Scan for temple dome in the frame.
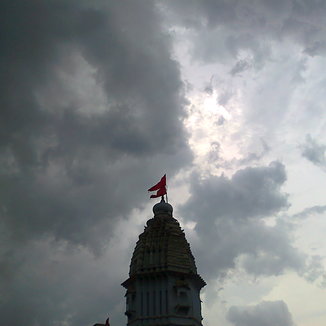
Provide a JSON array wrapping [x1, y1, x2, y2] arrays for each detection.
[[153, 198, 173, 216], [128, 202, 198, 277]]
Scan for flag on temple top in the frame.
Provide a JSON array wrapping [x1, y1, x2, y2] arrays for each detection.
[[148, 174, 167, 198]]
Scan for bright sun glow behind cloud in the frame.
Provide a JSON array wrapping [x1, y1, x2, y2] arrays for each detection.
[[203, 91, 232, 119], [184, 89, 247, 176], [174, 20, 326, 325]]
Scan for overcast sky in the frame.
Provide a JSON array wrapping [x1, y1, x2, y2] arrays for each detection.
[[1, 1, 326, 326]]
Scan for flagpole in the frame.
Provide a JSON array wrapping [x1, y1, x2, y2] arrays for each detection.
[[166, 175, 168, 202]]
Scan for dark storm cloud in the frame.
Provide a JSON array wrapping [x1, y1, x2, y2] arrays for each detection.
[[163, 0, 326, 65], [0, 1, 191, 325], [227, 300, 295, 326], [181, 162, 307, 279], [0, 237, 128, 326], [0, 0, 191, 247], [301, 134, 326, 170], [184, 161, 288, 221]]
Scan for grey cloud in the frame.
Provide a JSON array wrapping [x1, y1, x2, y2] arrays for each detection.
[[230, 59, 252, 76], [181, 162, 308, 280], [240, 221, 303, 277], [0, 1, 191, 325], [230, 139, 271, 168], [163, 0, 326, 66], [207, 139, 270, 171], [302, 255, 326, 284], [191, 217, 304, 280], [218, 89, 233, 106], [227, 300, 295, 326], [217, 116, 226, 125], [207, 141, 221, 163], [301, 134, 326, 170], [0, 0, 191, 249], [0, 236, 129, 326], [293, 204, 326, 219], [184, 161, 288, 221], [1, 1, 324, 325], [303, 41, 326, 57]]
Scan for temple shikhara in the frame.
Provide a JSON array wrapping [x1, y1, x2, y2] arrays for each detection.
[[94, 177, 206, 326]]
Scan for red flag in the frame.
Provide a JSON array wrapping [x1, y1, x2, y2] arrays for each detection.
[[150, 187, 166, 198], [148, 175, 166, 191], [148, 175, 167, 198], [105, 317, 110, 326]]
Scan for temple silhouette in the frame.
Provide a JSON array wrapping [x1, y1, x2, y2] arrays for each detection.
[[94, 187, 205, 326]]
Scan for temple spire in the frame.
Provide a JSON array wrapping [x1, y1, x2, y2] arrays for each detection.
[[122, 192, 205, 326]]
